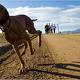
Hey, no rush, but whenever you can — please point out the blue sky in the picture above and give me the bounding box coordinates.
[0,0,80,8]
[0,0,80,33]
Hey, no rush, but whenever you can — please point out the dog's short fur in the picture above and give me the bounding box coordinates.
[0,4,42,74]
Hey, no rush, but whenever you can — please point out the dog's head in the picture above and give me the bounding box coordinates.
[0,4,9,31]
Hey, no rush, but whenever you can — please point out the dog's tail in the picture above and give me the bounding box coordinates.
[31,19,37,22]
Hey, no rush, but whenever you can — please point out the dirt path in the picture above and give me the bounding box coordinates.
[0,34,80,80]
[0,36,59,80]
[43,34,80,80]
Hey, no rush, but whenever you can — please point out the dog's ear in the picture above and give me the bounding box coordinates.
[0,4,9,25]
[31,19,37,22]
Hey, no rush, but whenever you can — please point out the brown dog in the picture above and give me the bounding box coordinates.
[0,4,42,74]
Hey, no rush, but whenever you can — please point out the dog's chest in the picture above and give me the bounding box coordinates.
[5,31,21,44]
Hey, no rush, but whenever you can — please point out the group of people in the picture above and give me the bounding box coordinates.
[45,23,56,34]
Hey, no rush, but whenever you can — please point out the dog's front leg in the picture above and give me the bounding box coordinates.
[26,34,34,55]
[21,41,28,56]
[38,30,42,47]
[12,44,25,74]
[36,30,42,47]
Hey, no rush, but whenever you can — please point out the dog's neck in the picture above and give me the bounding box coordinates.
[0,19,11,32]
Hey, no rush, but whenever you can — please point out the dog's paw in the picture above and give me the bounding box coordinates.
[19,68,25,75]
[33,48,35,52]
[19,68,30,75]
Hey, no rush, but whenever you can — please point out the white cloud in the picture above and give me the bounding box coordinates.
[7,6,80,33]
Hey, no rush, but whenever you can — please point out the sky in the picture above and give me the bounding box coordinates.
[0,0,80,33]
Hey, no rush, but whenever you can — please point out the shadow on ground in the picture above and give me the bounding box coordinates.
[34,62,80,79]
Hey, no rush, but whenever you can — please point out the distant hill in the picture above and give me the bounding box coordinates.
[62,29,80,34]
[73,29,80,33]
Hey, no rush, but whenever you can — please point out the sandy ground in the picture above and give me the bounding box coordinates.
[0,34,80,80]
[43,34,80,80]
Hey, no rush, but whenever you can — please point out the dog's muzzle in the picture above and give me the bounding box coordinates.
[0,19,10,32]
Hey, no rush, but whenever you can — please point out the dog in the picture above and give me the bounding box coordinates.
[0,4,42,74]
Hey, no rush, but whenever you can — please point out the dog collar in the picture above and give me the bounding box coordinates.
[0,19,11,32]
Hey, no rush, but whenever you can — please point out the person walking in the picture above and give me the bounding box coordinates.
[51,24,56,34]
[45,24,49,34]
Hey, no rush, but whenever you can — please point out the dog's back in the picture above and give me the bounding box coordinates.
[10,15,36,34]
